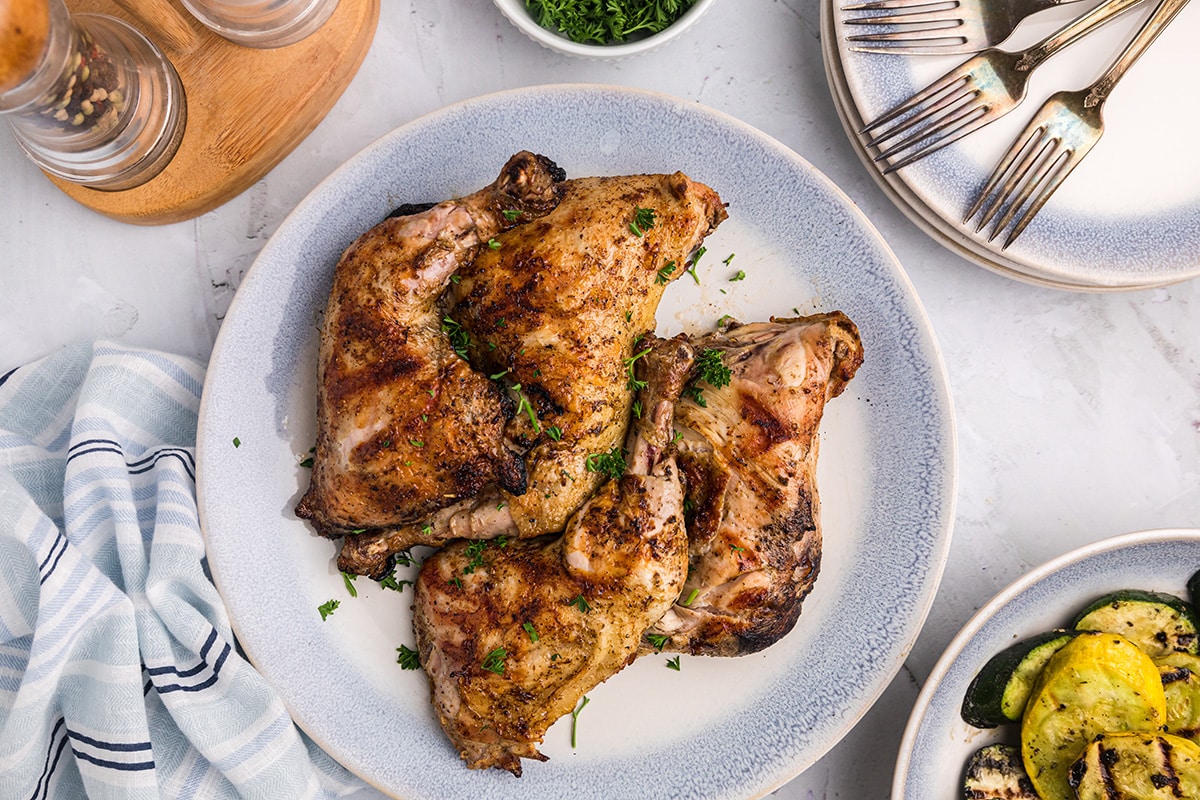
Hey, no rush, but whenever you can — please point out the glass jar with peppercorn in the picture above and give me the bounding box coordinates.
[0,0,186,191]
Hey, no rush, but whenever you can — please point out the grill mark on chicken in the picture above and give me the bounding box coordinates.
[644,312,863,657]
[295,152,565,537]
[413,335,694,776]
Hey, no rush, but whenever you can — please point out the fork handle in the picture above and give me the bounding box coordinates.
[1086,0,1192,105]
[1021,0,1150,70]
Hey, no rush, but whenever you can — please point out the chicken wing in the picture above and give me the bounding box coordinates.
[337,171,725,575]
[412,334,694,776]
[645,313,864,657]
[295,152,565,536]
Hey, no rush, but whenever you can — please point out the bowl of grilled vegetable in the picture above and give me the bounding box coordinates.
[893,528,1200,800]
[493,0,716,59]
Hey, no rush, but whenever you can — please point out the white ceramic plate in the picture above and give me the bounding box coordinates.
[196,84,956,800]
[822,1,1200,289]
[894,528,1200,799]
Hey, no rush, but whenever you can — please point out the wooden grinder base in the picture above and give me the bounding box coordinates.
[50,0,379,225]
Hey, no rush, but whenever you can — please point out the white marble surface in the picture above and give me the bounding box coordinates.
[2,1,1199,797]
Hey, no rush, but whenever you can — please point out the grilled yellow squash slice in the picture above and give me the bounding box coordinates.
[1069,732,1200,799]
[1021,631,1166,800]
[1158,652,1200,743]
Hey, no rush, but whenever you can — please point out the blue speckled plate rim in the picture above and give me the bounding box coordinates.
[819,0,1200,290]
[892,528,1200,799]
[197,83,958,800]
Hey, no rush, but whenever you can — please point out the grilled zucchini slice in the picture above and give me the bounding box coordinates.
[1069,732,1200,800]
[961,630,1076,728]
[1159,652,1200,743]
[1074,589,1200,658]
[1021,631,1166,800]
[963,744,1039,799]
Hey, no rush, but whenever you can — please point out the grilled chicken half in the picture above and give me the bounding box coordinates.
[412,335,694,776]
[337,171,726,576]
[295,152,565,537]
[645,312,864,657]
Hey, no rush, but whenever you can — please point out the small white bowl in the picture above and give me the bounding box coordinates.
[493,0,716,59]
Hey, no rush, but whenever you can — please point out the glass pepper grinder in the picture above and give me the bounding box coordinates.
[0,0,186,191]
[179,0,338,48]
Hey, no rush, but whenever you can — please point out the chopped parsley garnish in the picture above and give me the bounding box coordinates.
[672,429,684,444]
[421,523,433,536]
[694,348,731,389]
[682,588,700,606]
[523,622,539,642]
[682,385,707,407]
[717,314,734,326]
[450,273,461,284]
[585,447,626,480]
[393,549,416,567]
[502,209,522,221]
[318,599,339,621]
[723,252,736,266]
[730,545,746,553]
[511,384,542,433]
[527,0,700,44]
[396,644,421,670]
[623,345,651,392]
[489,369,510,380]
[666,656,681,671]
[629,206,656,237]
[624,310,633,322]
[655,260,677,285]
[684,246,706,284]
[379,570,413,592]
[632,399,643,419]
[496,535,509,548]
[441,316,471,358]
[646,633,669,652]
[570,594,592,613]
[571,695,590,747]
[449,576,463,589]
[299,455,314,468]
[487,238,501,250]
[546,425,563,441]
[462,540,488,574]
[409,439,424,448]
[481,647,508,675]
[341,571,358,598]
[232,437,241,448]
[730,269,746,281]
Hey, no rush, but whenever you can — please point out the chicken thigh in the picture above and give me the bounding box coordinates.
[337,171,726,576]
[645,313,864,657]
[295,152,565,537]
[412,335,694,776]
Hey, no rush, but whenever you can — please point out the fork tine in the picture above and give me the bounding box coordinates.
[847,23,964,41]
[1002,149,1087,248]
[880,106,990,171]
[843,7,962,26]
[965,125,1047,227]
[867,84,977,154]
[861,72,972,138]
[984,141,1060,237]
[848,40,972,54]
[842,0,957,11]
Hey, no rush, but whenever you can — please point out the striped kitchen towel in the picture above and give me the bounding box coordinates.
[0,342,365,799]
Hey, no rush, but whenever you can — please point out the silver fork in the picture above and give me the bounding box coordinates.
[859,0,1148,172]
[965,0,1192,248]
[842,0,1087,56]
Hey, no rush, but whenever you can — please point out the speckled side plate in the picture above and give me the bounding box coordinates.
[894,528,1200,799]
[196,84,956,800]
[822,1,1200,289]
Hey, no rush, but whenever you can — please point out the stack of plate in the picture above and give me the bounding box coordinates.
[821,0,1200,290]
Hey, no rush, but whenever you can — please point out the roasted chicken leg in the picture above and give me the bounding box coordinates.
[412,335,694,776]
[337,171,726,576]
[645,313,864,657]
[296,152,565,536]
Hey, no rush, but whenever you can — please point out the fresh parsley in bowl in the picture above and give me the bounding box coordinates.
[493,0,716,58]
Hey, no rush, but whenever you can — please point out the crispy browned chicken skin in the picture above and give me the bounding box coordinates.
[412,335,694,776]
[337,171,726,576]
[644,313,864,657]
[295,152,565,537]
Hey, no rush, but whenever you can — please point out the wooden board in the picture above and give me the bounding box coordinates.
[50,0,378,224]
